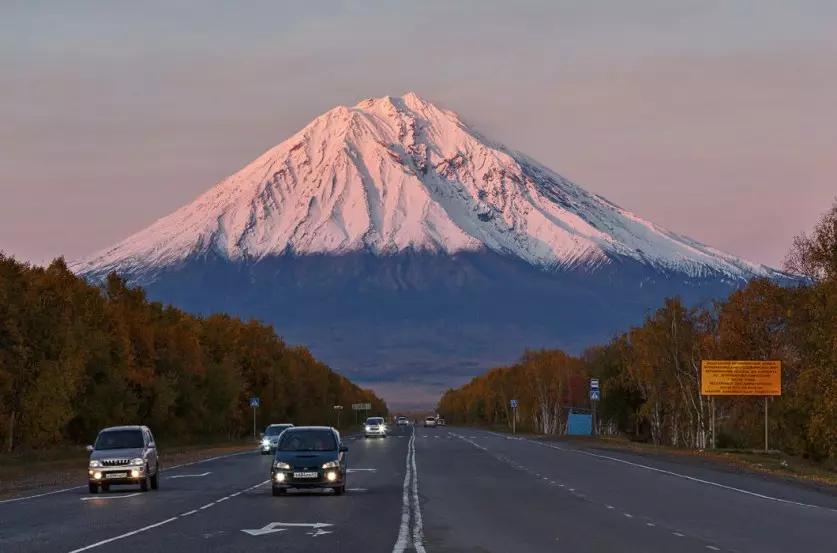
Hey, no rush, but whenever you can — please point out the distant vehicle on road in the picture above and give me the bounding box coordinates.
[87,425,160,494]
[396,416,409,426]
[261,423,294,455]
[424,416,437,428]
[271,426,348,496]
[365,417,387,438]
[437,418,446,426]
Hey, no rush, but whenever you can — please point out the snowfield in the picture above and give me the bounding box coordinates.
[70,93,784,282]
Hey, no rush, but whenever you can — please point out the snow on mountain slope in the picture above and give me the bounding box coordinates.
[70,92,783,281]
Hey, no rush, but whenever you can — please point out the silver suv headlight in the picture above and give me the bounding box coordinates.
[321,460,339,469]
[274,461,291,470]
[130,458,144,466]
[89,460,102,468]
[261,438,270,446]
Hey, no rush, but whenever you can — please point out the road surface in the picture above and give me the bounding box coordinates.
[2,426,836,552]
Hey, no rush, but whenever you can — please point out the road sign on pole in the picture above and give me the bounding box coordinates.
[510,399,518,434]
[250,397,260,439]
[510,399,518,408]
[334,405,343,428]
[590,390,600,401]
[590,378,600,391]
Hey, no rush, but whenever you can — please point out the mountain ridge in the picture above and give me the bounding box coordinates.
[69,92,787,283]
[68,93,796,408]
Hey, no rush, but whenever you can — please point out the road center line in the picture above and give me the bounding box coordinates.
[411,431,426,553]
[392,429,414,553]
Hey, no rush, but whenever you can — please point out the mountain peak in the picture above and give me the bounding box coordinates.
[70,93,785,283]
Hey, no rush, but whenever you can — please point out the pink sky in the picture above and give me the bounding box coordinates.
[1,1,835,269]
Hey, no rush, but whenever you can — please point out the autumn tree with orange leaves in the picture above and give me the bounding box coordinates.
[0,259,386,453]
[440,200,837,462]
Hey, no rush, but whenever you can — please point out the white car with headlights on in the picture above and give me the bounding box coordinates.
[260,423,294,454]
[364,417,387,438]
[87,425,160,494]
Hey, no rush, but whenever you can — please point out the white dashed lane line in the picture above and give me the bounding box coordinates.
[451,432,732,552]
[68,479,271,552]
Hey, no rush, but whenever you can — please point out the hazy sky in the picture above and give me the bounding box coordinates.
[2,0,835,269]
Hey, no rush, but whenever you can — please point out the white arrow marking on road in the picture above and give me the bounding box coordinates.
[168,472,211,479]
[307,528,333,537]
[242,522,333,536]
[81,493,140,501]
[346,468,377,473]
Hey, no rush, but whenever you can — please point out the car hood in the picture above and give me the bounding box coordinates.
[89,448,143,460]
[274,451,339,468]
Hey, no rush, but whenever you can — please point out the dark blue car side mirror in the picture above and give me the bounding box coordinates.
[339,445,348,452]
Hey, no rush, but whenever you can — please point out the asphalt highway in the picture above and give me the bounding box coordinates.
[2,426,836,552]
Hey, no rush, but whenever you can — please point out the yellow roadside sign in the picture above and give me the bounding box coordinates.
[700,360,781,396]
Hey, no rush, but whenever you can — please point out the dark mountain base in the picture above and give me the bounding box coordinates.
[132,250,747,408]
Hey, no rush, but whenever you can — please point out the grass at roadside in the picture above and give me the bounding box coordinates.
[0,440,258,499]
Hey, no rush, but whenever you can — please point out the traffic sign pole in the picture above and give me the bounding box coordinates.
[764,396,769,452]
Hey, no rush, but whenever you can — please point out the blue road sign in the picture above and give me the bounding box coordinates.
[590,390,600,401]
[590,378,600,391]
[510,399,518,408]
[250,397,260,408]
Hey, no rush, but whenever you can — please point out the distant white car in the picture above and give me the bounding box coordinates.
[364,417,387,438]
[424,417,437,428]
[396,417,409,426]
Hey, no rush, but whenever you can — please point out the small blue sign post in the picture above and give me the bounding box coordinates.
[250,397,260,439]
[589,379,600,436]
[589,390,600,401]
[510,400,518,434]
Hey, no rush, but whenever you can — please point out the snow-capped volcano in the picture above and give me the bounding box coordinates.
[70,92,781,282]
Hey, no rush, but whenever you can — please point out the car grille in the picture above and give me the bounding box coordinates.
[102,459,130,466]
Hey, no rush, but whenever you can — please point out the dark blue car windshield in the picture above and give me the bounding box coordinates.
[277,431,336,451]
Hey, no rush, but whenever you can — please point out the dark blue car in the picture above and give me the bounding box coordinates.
[270,426,348,496]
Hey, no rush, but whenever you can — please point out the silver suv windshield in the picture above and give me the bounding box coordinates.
[265,425,289,436]
[94,430,144,450]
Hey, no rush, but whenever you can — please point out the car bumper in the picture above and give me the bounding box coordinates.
[271,469,345,489]
[365,428,386,436]
[88,467,146,484]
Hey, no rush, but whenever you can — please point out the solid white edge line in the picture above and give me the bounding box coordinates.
[392,429,413,553]
[68,517,179,553]
[411,429,426,553]
[0,485,87,504]
[535,443,837,513]
[0,450,254,504]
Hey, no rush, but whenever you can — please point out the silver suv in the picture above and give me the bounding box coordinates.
[87,425,160,494]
